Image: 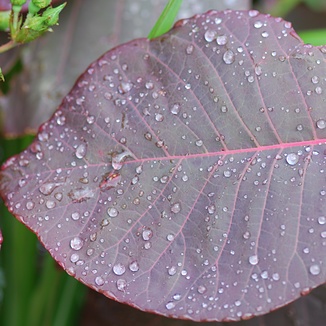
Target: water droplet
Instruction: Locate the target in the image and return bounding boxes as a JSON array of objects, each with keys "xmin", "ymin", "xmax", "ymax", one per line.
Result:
[
  {"xmin": 171, "ymin": 202, "xmax": 181, "ymax": 214},
  {"xmin": 56, "ymin": 116, "xmax": 66, "ymax": 125},
  {"xmin": 296, "ymin": 124, "xmax": 304, "ymax": 131},
  {"xmin": 68, "ymin": 187, "xmax": 94, "ymax": 203},
  {"xmin": 155, "ymin": 113, "xmax": 164, "ymax": 122},
  {"xmin": 113, "ymin": 263, "xmax": 126, "ymax": 276},
  {"xmin": 95, "ymin": 276, "xmax": 104, "ymax": 286},
  {"xmin": 204, "ymin": 29, "xmax": 217, "ymax": 42},
  {"xmin": 197, "ymin": 285, "xmax": 207, "ymax": 294},
  {"xmin": 316, "ymin": 119, "xmax": 326, "ymax": 129},
  {"xmin": 129, "ymin": 261, "xmax": 139, "ymax": 272},
  {"xmin": 70, "ymin": 253, "xmax": 79, "ymax": 263},
  {"xmin": 107, "ymin": 207, "xmax": 119, "ymax": 217},
  {"xmin": 26, "ymin": 201, "xmax": 35, "ymax": 210},
  {"xmin": 70, "ymin": 237, "xmax": 84, "ymax": 251},
  {"xmin": 261, "ymin": 31, "xmax": 269, "ymax": 38},
  {"xmin": 116, "ymin": 279, "xmax": 127, "ymax": 291},
  {"xmin": 243, "ymin": 231, "xmax": 251, "ymax": 240},
  {"xmin": 86, "ymin": 115, "xmax": 95, "ymax": 124},
  {"xmin": 170, "ymin": 103, "xmax": 180, "ymax": 115},
  {"xmin": 166, "ymin": 301, "xmax": 175, "ymax": 310},
  {"xmin": 318, "ymin": 216, "xmax": 326, "ymax": 225},
  {"xmin": 286, "ymin": 153, "xmax": 299, "ymax": 165},
  {"xmin": 223, "ymin": 50, "xmax": 235, "ymax": 65},
  {"xmin": 45, "ymin": 200, "xmax": 56, "ymax": 209},
  {"xmin": 166, "ymin": 234, "xmax": 175, "ymax": 241},
  {"xmin": 186, "ymin": 44, "xmax": 194, "ymax": 54},
  {"xmin": 272, "ymin": 273, "xmax": 280, "ymax": 281},
  {"xmin": 223, "ymin": 170, "xmax": 231, "ymax": 178},
  {"xmin": 207, "ymin": 205, "xmax": 216, "ymax": 214},
  {"xmin": 221, "ymin": 105, "xmax": 228, "ymax": 113},
  {"xmin": 255, "ymin": 65, "xmax": 262, "ymax": 76},
  {"xmin": 254, "ymin": 21, "xmax": 263, "ymax": 28},
  {"xmin": 309, "ymin": 264, "xmax": 320, "ymax": 276},
  {"xmin": 249, "ymin": 255, "xmax": 259, "ymax": 265},
  {"xmin": 118, "ymin": 81, "xmax": 133, "ymax": 94},
  {"xmin": 142, "ymin": 228, "xmax": 153, "ymax": 241},
  {"xmin": 75, "ymin": 143, "xmax": 87, "ymax": 159},
  {"xmin": 311, "ymin": 76, "xmax": 319, "ymax": 84},
  {"xmin": 39, "ymin": 182, "xmax": 61, "ymax": 196},
  {"xmin": 168, "ymin": 266, "xmax": 177, "ymax": 276},
  {"xmin": 216, "ymin": 35, "xmax": 227, "ymax": 45}
]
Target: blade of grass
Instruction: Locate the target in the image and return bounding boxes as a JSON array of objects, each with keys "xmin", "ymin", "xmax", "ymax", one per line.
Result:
[
  {"xmin": 0, "ymin": 136, "xmax": 36, "ymax": 326},
  {"xmin": 148, "ymin": 0, "xmax": 182, "ymax": 39},
  {"xmin": 53, "ymin": 274, "xmax": 87, "ymax": 326}
]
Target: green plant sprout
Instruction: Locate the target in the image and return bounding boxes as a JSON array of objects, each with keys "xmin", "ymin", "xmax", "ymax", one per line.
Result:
[
  {"xmin": 0, "ymin": 0, "xmax": 66, "ymax": 80},
  {"xmin": 148, "ymin": 0, "xmax": 182, "ymax": 39}
]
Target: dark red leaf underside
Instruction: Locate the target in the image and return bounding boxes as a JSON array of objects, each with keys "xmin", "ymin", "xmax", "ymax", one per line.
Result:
[{"xmin": 1, "ymin": 10, "xmax": 326, "ymax": 322}]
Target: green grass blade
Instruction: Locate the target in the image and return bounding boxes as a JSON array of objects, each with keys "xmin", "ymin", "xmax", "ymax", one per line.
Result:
[{"xmin": 148, "ymin": 0, "xmax": 182, "ymax": 39}]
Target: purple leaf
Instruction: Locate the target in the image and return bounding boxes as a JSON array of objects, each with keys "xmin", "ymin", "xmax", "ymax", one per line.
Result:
[{"xmin": 1, "ymin": 10, "xmax": 326, "ymax": 322}]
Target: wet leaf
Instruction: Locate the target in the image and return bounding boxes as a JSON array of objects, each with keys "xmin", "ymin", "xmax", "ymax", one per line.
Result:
[{"xmin": 1, "ymin": 10, "xmax": 326, "ymax": 322}]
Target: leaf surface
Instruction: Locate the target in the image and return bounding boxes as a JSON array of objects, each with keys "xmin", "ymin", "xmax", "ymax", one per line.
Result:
[{"xmin": 1, "ymin": 10, "xmax": 326, "ymax": 321}]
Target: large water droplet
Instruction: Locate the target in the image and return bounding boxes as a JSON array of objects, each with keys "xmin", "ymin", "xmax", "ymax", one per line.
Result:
[
  {"xmin": 223, "ymin": 50, "xmax": 235, "ymax": 64},
  {"xmin": 107, "ymin": 207, "xmax": 119, "ymax": 217},
  {"xmin": 129, "ymin": 261, "xmax": 139, "ymax": 272},
  {"xmin": 168, "ymin": 266, "xmax": 177, "ymax": 276},
  {"xmin": 166, "ymin": 301, "xmax": 175, "ymax": 310},
  {"xmin": 170, "ymin": 103, "xmax": 180, "ymax": 115},
  {"xmin": 39, "ymin": 182, "xmax": 61, "ymax": 196},
  {"xmin": 112, "ymin": 151, "xmax": 132, "ymax": 170},
  {"xmin": 142, "ymin": 228, "xmax": 153, "ymax": 241},
  {"xmin": 286, "ymin": 153, "xmax": 299, "ymax": 165},
  {"xmin": 186, "ymin": 44, "xmax": 194, "ymax": 55},
  {"xmin": 171, "ymin": 202, "xmax": 181, "ymax": 214},
  {"xmin": 118, "ymin": 81, "xmax": 133, "ymax": 94},
  {"xmin": 317, "ymin": 216, "xmax": 326, "ymax": 225},
  {"xmin": 95, "ymin": 276, "xmax": 104, "ymax": 286},
  {"xmin": 75, "ymin": 143, "xmax": 87, "ymax": 159},
  {"xmin": 113, "ymin": 263, "xmax": 126, "ymax": 276},
  {"xmin": 204, "ymin": 29, "xmax": 217, "ymax": 42},
  {"xmin": 26, "ymin": 201, "xmax": 35, "ymax": 210},
  {"xmin": 254, "ymin": 21, "xmax": 263, "ymax": 28},
  {"xmin": 68, "ymin": 187, "xmax": 94, "ymax": 203},
  {"xmin": 216, "ymin": 35, "xmax": 228, "ymax": 45},
  {"xmin": 316, "ymin": 119, "xmax": 326, "ymax": 129},
  {"xmin": 70, "ymin": 237, "xmax": 84, "ymax": 251},
  {"xmin": 249, "ymin": 255, "xmax": 259, "ymax": 265},
  {"xmin": 116, "ymin": 279, "xmax": 127, "ymax": 291},
  {"xmin": 309, "ymin": 264, "xmax": 320, "ymax": 276}
]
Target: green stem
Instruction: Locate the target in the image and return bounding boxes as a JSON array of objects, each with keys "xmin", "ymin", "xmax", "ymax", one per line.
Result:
[{"xmin": 0, "ymin": 40, "xmax": 17, "ymax": 54}]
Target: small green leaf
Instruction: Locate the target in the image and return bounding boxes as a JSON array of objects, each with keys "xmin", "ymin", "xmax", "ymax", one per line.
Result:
[
  {"xmin": 148, "ymin": 0, "xmax": 182, "ymax": 39},
  {"xmin": 43, "ymin": 3, "xmax": 66, "ymax": 26},
  {"xmin": 0, "ymin": 68, "xmax": 5, "ymax": 82},
  {"xmin": 31, "ymin": 0, "xmax": 51, "ymax": 9},
  {"xmin": 10, "ymin": 0, "xmax": 27, "ymax": 6}
]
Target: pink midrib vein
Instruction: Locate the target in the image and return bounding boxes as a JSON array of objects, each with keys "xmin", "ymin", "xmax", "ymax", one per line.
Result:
[{"xmin": 124, "ymin": 138, "xmax": 326, "ymax": 164}]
